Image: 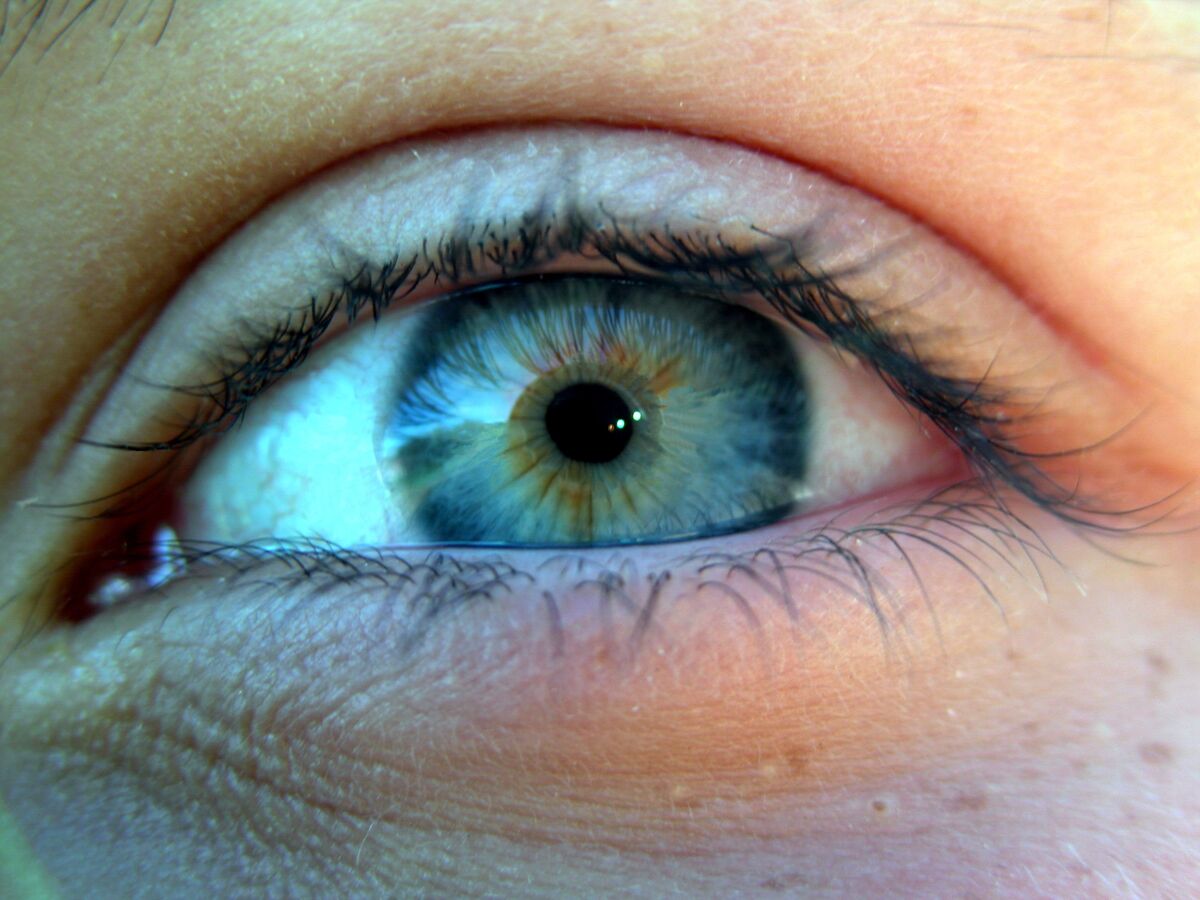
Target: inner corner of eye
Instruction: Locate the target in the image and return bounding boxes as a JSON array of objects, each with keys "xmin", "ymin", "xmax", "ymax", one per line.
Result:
[{"xmin": 169, "ymin": 274, "xmax": 959, "ymax": 554}]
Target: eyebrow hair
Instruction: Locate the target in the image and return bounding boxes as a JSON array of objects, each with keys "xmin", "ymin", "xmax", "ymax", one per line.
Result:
[{"xmin": 0, "ymin": 0, "xmax": 178, "ymax": 83}]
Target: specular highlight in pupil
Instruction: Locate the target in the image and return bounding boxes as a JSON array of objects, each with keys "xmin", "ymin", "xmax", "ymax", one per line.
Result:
[{"xmin": 544, "ymin": 382, "xmax": 635, "ymax": 464}]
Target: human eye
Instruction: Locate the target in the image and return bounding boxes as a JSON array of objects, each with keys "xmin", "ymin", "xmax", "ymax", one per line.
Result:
[
  {"xmin": 3, "ymin": 3, "xmax": 1199, "ymax": 897},
  {"xmin": 85, "ymin": 128, "xmax": 966, "ymax": 557},
  {"xmin": 65, "ymin": 125, "xmax": 1119, "ymax": 622},
  {"xmin": 5, "ymin": 124, "xmax": 1179, "ymax": 898}
]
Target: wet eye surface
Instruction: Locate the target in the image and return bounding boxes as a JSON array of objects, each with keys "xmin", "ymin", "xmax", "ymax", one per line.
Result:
[{"xmin": 181, "ymin": 274, "xmax": 947, "ymax": 550}]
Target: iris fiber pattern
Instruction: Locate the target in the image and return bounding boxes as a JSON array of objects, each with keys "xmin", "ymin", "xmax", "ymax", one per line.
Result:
[{"xmin": 383, "ymin": 277, "xmax": 809, "ymax": 545}]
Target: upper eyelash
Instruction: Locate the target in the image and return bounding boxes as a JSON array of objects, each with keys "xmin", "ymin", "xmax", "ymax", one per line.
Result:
[{"xmin": 83, "ymin": 203, "xmax": 1101, "ymax": 526}]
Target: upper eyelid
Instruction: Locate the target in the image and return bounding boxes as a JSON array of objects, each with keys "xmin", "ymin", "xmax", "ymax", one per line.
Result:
[
  {"xmin": 51, "ymin": 126, "xmax": 1150, "ymax": 531},
  {"xmin": 84, "ymin": 124, "xmax": 970, "ymax": 405}
]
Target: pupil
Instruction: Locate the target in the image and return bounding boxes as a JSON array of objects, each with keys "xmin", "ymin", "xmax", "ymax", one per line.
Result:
[{"xmin": 544, "ymin": 382, "xmax": 636, "ymax": 464}]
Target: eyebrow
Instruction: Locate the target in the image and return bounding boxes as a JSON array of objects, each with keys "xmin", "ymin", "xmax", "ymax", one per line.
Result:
[{"xmin": 0, "ymin": 0, "xmax": 178, "ymax": 83}]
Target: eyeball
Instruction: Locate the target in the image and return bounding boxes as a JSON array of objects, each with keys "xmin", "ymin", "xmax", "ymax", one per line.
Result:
[{"xmin": 178, "ymin": 275, "xmax": 955, "ymax": 549}]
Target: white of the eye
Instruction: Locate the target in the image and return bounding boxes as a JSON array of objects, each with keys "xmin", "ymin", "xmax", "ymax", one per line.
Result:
[{"xmin": 182, "ymin": 339, "xmax": 406, "ymax": 546}]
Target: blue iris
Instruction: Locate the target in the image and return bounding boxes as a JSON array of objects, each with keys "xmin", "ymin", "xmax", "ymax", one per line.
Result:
[{"xmin": 383, "ymin": 277, "xmax": 808, "ymax": 545}]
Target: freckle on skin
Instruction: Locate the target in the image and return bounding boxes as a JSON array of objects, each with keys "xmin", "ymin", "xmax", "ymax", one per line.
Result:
[
  {"xmin": 784, "ymin": 746, "xmax": 809, "ymax": 774},
  {"xmin": 871, "ymin": 796, "xmax": 897, "ymax": 817},
  {"xmin": 758, "ymin": 872, "xmax": 808, "ymax": 892},
  {"xmin": 1145, "ymin": 650, "xmax": 1172, "ymax": 676},
  {"xmin": 1139, "ymin": 741, "xmax": 1174, "ymax": 765},
  {"xmin": 949, "ymin": 792, "xmax": 988, "ymax": 812}
]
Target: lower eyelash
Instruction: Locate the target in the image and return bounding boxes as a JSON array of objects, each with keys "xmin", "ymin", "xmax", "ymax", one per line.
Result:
[{"xmin": 72, "ymin": 479, "xmax": 1067, "ymax": 657}]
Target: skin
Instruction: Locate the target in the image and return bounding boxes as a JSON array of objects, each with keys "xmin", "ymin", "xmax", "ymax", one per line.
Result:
[{"xmin": 1, "ymin": 0, "xmax": 1198, "ymax": 896}]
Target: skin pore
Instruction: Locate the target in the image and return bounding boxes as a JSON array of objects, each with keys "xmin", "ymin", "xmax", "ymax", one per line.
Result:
[{"xmin": 1, "ymin": 0, "xmax": 1199, "ymax": 895}]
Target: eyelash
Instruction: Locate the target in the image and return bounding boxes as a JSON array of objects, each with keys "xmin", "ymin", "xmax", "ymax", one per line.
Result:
[
  {"xmin": 95, "ymin": 206, "xmax": 1082, "ymax": 509},
  {"xmin": 78, "ymin": 484, "xmax": 1062, "ymax": 657},
  {"xmin": 62, "ymin": 204, "xmax": 1116, "ymax": 624}
]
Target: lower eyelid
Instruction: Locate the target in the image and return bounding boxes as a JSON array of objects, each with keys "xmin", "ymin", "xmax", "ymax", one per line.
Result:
[
  {"xmin": 0, "ymin": 482, "xmax": 1099, "ymax": 894},
  {"xmin": 36, "ymin": 484, "xmax": 1056, "ymax": 784}
]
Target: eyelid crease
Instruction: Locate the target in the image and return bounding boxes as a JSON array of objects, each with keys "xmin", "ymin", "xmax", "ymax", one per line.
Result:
[{"xmin": 78, "ymin": 204, "xmax": 1147, "ymax": 536}]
